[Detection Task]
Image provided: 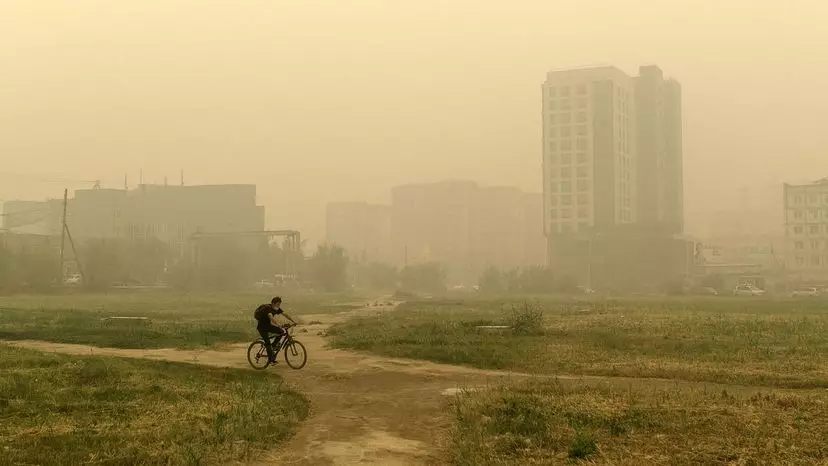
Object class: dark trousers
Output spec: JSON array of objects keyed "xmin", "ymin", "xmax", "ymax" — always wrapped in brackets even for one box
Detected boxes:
[{"xmin": 258, "ymin": 325, "xmax": 284, "ymax": 362}]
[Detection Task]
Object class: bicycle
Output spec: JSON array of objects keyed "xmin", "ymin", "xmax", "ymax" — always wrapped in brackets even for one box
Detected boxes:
[{"xmin": 247, "ymin": 324, "xmax": 307, "ymax": 370}]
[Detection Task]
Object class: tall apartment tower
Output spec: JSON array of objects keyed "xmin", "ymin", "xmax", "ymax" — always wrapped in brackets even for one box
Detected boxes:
[
  {"xmin": 635, "ymin": 65, "xmax": 684, "ymax": 234},
  {"xmin": 542, "ymin": 66, "xmax": 637, "ymax": 237},
  {"xmin": 542, "ymin": 65, "xmax": 687, "ymax": 289}
]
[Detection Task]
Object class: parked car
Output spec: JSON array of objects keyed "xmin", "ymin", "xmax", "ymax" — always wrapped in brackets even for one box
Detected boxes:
[
  {"xmin": 791, "ymin": 287, "xmax": 820, "ymax": 298},
  {"xmin": 63, "ymin": 274, "xmax": 82, "ymax": 286},
  {"xmin": 733, "ymin": 285, "xmax": 765, "ymax": 296}
]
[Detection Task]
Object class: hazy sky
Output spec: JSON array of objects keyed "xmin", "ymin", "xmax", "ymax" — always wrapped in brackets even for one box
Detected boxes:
[{"xmin": 2, "ymin": 0, "xmax": 827, "ymax": 243}]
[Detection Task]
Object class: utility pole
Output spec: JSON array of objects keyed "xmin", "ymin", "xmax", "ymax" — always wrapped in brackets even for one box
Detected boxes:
[
  {"xmin": 59, "ymin": 188, "xmax": 85, "ymax": 285},
  {"xmin": 59, "ymin": 189, "xmax": 68, "ymax": 275}
]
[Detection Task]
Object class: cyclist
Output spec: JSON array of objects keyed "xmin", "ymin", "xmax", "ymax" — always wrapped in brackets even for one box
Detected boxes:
[{"xmin": 254, "ymin": 296, "xmax": 297, "ymax": 364}]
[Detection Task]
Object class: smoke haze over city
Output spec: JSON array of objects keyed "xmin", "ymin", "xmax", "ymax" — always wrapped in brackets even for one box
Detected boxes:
[{"xmin": 2, "ymin": 0, "xmax": 828, "ymax": 244}]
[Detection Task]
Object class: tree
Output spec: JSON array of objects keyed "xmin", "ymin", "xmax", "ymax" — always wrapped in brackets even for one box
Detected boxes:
[
  {"xmin": 400, "ymin": 262, "xmax": 446, "ymax": 294},
  {"xmin": 309, "ymin": 243, "xmax": 349, "ymax": 292},
  {"xmin": 478, "ymin": 266, "xmax": 505, "ymax": 294}
]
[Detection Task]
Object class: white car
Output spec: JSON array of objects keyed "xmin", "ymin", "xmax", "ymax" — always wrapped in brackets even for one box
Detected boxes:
[
  {"xmin": 733, "ymin": 285, "xmax": 765, "ymax": 297},
  {"xmin": 791, "ymin": 287, "xmax": 820, "ymax": 298}
]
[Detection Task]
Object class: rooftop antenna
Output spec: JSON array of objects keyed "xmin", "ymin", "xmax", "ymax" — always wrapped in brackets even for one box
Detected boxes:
[
  {"xmin": 164, "ymin": 176, "xmax": 168, "ymax": 187},
  {"xmin": 124, "ymin": 173, "xmax": 128, "ymax": 190},
  {"xmin": 180, "ymin": 169, "xmax": 184, "ymax": 187},
  {"xmin": 139, "ymin": 169, "xmax": 144, "ymax": 185}
]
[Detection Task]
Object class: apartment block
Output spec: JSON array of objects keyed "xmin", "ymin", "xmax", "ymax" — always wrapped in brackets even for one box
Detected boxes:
[
  {"xmin": 542, "ymin": 65, "xmax": 689, "ymax": 291},
  {"xmin": 543, "ymin": 66, "xmax": 637, "ymax": 236},
  {"xmin": 784, "ymin": 179, "xmax": 828, "ymax": 277}
]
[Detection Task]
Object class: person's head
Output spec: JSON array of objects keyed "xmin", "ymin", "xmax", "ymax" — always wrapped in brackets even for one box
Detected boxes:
[{"xmin": 271, "ymin": 296, "xmax": 282, "ymax": 308}]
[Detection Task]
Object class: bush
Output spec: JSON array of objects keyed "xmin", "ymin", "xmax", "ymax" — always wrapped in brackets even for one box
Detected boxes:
[{"xmin": 510, "ymin": 302, "xmax": 544, "ymax": 335}]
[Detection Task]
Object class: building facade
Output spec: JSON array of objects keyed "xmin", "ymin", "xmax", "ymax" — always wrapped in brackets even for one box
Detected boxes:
[
  {"xmin": 542, "ymin": 65, "xmax": 690, "ymax": 291},
  {"xmin": 635, "ymin": 65, "xmax": 684, "ymax": 233},
  {"xmin": 3, "ymin": 184, "xmax": 266, "ymax": 256},
  {"xmin": 542, "ymin": 66, "xmax": 637, "ymax": 236},
  {"xmin": 784, "ymin": 179, "xmax": 828, "ymax": 278}
]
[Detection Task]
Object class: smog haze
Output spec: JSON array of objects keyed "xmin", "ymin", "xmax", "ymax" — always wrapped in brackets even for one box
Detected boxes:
[{"xmin": 2, "ymin": 0, "xmax": 827, "ymax": 243}]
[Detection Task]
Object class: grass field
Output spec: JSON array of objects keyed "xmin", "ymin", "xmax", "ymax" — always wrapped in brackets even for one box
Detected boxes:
[
  {"xmin": 328, "ymin": 297, "xmax": 828, "ymax": 388},
  {"xmin": 452, "ymin": 379, "xmax": 828, "ymax": 465},
  {"xmin": 0, "ymin": 343, "xmax": 309, "ymax": 465},
  {"xmin": 0, "ymin": 291, "xmax": 364, "ymax": 349}
]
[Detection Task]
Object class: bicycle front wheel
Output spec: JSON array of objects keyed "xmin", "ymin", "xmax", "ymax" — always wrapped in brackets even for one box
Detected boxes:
[
  {"xmin": 247, "ymin": 341, "xmax": 270, "ymax": 370},
  {"xmin": 284, "ymin": 340, "xmax": 307, "ymax": 370}
]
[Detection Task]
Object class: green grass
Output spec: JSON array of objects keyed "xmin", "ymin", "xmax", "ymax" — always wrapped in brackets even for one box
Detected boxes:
[
  {"xmin": 0, "ymin": 291, "xmax": 364, "ymax": 349},
  {"xmin": 328, "ymin": 297, "xmax": 828, "ymax": 388},
  {"xmin": 0, "ymin": 343, "xmax": 309, "ymax": 465},
  {"xmin": 453, "ymin": 379, "xmax": 828, "ymax": 465}
]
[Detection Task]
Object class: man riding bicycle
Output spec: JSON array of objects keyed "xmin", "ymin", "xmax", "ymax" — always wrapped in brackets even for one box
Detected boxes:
[{"xmin": 254, "ymin": 296, "xmax": 297, "ymax": 365}]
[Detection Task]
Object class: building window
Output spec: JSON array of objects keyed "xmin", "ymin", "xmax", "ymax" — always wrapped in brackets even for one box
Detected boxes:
[
  {"xmin": 795, "ymin": 256, "xmax": 805, "ymax": 266},
  {"xmin": 795, "ymin": 195, "xmax": 804, "ymax": 205},
  {"xmin": 809, "ymin": 194, "xmax": 818, "ymax": 204},
  {"xmin": 811, "ymin": 240, "xmax": 820, "ymax": 250},
  {"xmin": 548, "ymin": 87, "xmax": 556, "ymax": 98},
  {"xmin": 576, "ymin": 125, "xmax": 587, "ymax": 136},
  {"xmin": 561, "ymin": 208, "xmax": 572, "ymax": 219},
  {"xmin": 548, "ymin": 127, "xmax": 558, "ymax": 138},
  {"xmin": 561, "ymin": 99, "xmax": 571, "ymax": 110},
  {"xmin": 794, "ymin": 225, "xmax": 803, "ymax": 234},
  {"xmin": 812, "ymin": 256, "xmax": 821, "ymax": 266},
  {"xmin": 548, "ymin": 141, "xmax": 557, "ymax": 153},
  {"xmin": 795, "ymin": 241, "xmax": 804, "ymax": 250},
  {"xmin": 577, "ymin": 208, "xmax": 589, "ymax": 218},
  {"xmin": 794, "ymin": 210, "xmax": 804, "ymax": 220},
  {"xmin": 549, "ymin": 114, "xmax": 557, "ymax": 124},
  {"xmin": 549, "ymin": 100, "xmax": 557, "ymax": 110},
  {"xmin": 561, "ymin": 195, "xmax": 572, "ymax": 205},
  {"xmin": 561, "ymin": 181, "xmax": 572, "ymax": 192},
  {"xmin": 561, "ymin": 140, "xmax": 572, "ymax": 150},
  {"xmin": 561, "ymin": 126, "xmax": 571, "ymax": 138},
  {"xmin": 577, "ymin": 152, "xmax": 588, "ymax": 164},
  {"xmin": 549, "ymin": 181, "xmax": 558, "ymax": 192},
  {"xmin": 576, "ymin": 166, "xmax": 588, "ymax": 178},
  {"xmin": 561, "ymin": 167, "xmax": 571, "ymax": 178},
  {"xmin": 577, "ymin": 179, "xmax": 590, "ymax": 191},
  {"xmin": 562, "ymin": 153, "xmax": 572, "ymax": 164},
  {"xmin": 549, "ymin": 209, "xmax": 558, "ymax": 219},
  {"xmin": 549, "ymin": 195, "xmax": 558, "ymax": 205},
  {"xmin": 810, "ymin": 225, "xmax": 819, "ymax": 235},
  {"xmin": 577, "ymin": 139, "xmax": 588, "ymax": 150},
  {"xmin": 576, "ymin": 112, "xmax": 587, "ymax": 123},
  {"xmin": 561, "ymin": 113, "xmax": 571, "ymax": 124},
  {"xmin": 577, "ymin": 98, "xmax": 586, "ymax": 109},
  {"xmin": 577, "ymin": 194, "xmax": 589, "ymax": 205},
  {"xmin": 576, "ymin": 84, "xmax": 587, "ymax": 95},
  {"xmin": 561, "ymin": 86, "xmax": 570, "ymax": 97}
]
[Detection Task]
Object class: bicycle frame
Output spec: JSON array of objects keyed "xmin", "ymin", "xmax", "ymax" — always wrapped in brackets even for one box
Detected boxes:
[{"xmin": 260, "ymin": 327, "xmax": 295, "ymax": 357}]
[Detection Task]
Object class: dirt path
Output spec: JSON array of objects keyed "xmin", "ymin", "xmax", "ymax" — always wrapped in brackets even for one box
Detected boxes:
[{"xmin": 4, "ymin": 300, "xmax": 797, "ymax": 465}]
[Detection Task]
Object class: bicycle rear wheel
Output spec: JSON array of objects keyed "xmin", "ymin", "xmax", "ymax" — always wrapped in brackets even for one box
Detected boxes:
[
  {"xmin": 247, "ymin": 341, "xmax": 270, "ymax": 370},
  {"xmin": 284, "ymin": 340, "xmax": 307, "ymax": 369}
]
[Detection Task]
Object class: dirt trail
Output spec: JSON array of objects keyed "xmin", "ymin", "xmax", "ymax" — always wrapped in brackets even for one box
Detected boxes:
[{"xmin": 5, "ymin": 300, "xmax": 793, "ymax": 465}]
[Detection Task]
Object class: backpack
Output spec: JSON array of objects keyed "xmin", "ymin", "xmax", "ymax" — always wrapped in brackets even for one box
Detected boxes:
[{"xmin": 253, "ymin": 304, "xmax": 270, "ymax": 321}]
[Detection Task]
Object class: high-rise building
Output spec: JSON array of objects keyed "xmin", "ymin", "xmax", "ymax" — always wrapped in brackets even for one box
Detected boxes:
[
  {"xmin": 542, "ymin": 65, "xmax": 690, "ymax": 291},
  {"xmin": 542, "ymin": 66, "xmax": 637, "ymax": 236},
  {"xmin": 635, "ymin": 65, "xmax": 684, "ymax": 233},
  {"xmin": 784, "ymin": 179, "xmax": 828, "ymax": 278}
]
